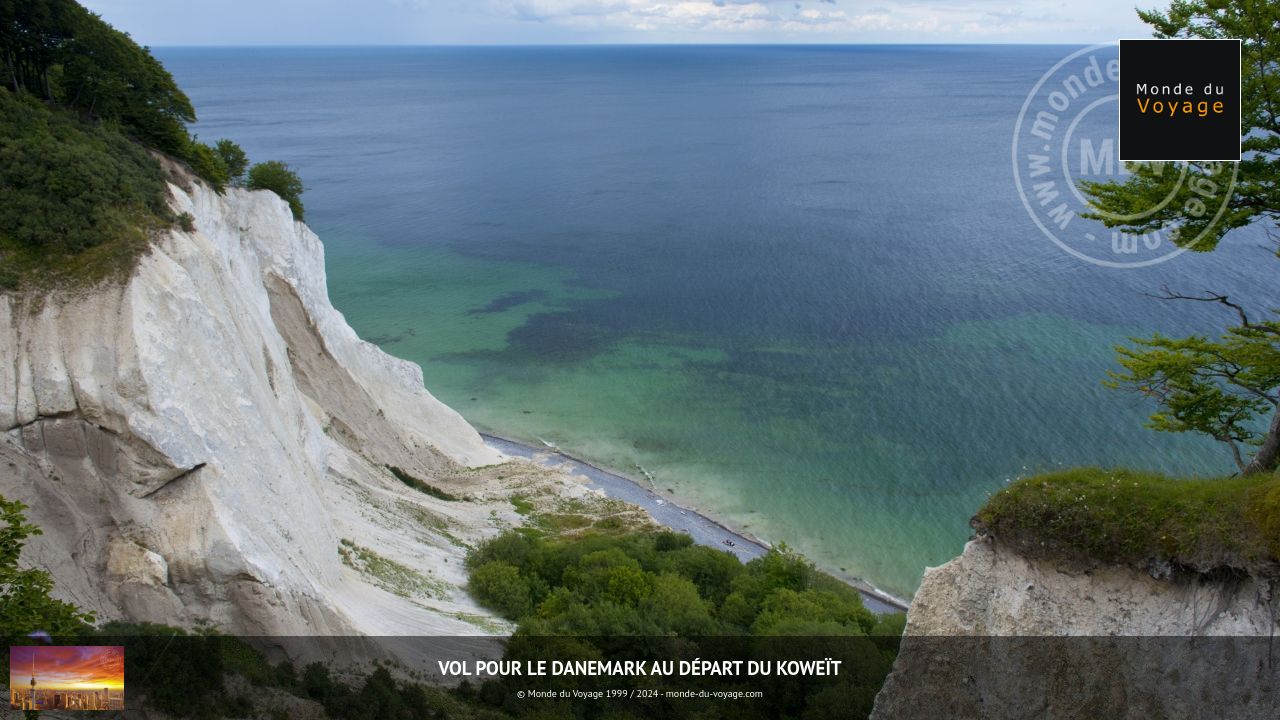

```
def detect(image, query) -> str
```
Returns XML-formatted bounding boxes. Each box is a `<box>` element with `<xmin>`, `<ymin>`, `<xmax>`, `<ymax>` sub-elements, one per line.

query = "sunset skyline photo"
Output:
<box><xmin>9</xmin><ymin>646</ymin><xmax>124</xmax><ymax>711</ymax></box>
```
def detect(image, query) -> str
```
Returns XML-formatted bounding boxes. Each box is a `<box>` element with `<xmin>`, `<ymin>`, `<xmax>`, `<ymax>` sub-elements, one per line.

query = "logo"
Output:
<box><xmin>1012</xmin><ymin>44</ymin><xmax>1237</xmax><ymax>268</ymax></box>
<box><xmin>1119</xmin><ymin>38</ymin><xmax>1241</xmax><ymax>162</ymax></box>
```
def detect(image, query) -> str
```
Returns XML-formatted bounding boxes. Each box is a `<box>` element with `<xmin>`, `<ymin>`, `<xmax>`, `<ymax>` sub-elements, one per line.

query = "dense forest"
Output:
<box><xmin>464</xmin><ymin>529</ymin><xmax>903</xmax><ymax>719</ymax></box>
<box><xmin>0</xmin><ymin>0</ymin><xmax>303</xmax><ymax>288</ymax></box>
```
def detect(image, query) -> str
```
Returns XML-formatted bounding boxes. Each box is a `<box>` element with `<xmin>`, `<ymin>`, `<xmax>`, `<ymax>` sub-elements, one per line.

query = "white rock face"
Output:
<box><xmin>902</xmin><ymin>537</ymin><xmax>1276</xmax><ymax>636</ymax></box>
<box><xmin>872</xmin><ymin>538</ymin><xmax>1280</xmax><ymax>719</ymax></box>
<box><xmin>0</xmin><ymin>174</ymin><xmax>517</xmax><ymax>636</ymax></box>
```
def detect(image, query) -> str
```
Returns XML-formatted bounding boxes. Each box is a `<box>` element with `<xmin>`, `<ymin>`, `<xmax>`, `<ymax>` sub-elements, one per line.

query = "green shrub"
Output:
<box><xmin>0</xmin><ymin>90</ymin><xmax>172</xmax><ymax>255</ymax></box>
<box><xmin>1248</xmin><ymin>479</ymin><xmax>1280</xmax><ymax>561</ymax></box>
<box><xmin>214</xmin><ymin>139</ymin><xmax>249</xmax><ymax>184</ymax></box>
<box><xmin>510</xmin><ymin>494</ymin><xmax>536</xmax><ymax>515</ymax></box>
<box><xmin>248</xmin><ymin>160</ymin><xmax>305</xmax><ymax>220</ymax></box>
<box><xmin>465</xmin><ymin>529</ymin><xmax>886</xmax><ymax>635</ymax></box>
<box><xmin>469</xmin><ymin>561</ymin><xmax>533</xmax><ymax>618</ymax></box>
<box><xmin>184</xmin><ymin>139</ymin><xmax>230</xmax><ymax>192</ymax></box>
<box><xmin>385</xmin><ymin>465</ymin><xmax>460</xmax><ymax>501</ymax></box>
<box><xmin>466</xmin><ymin>530</ymin><xmax>542</xmax><ymax>571</ymax></box>
<box><xmin>640</xmin><ymin>572</ymin><xmax>715</xmax><ymax>635</ymax></box>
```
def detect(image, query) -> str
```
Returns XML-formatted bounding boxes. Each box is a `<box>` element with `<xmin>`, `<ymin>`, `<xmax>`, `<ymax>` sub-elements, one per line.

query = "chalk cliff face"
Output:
<box><xmin>872</xmin><ymin>537</ymin><xmax>1280</xmax><ymax>719</ymax></box>
<box><xmin>0</xmin><ymin>171</ymin><xmax>532</xmax><ymax>636</ymax></box>
<box><xmin>893</xmin><ymin>537</ymin><xmax>1276</xmax><ymax>637</ymax></box>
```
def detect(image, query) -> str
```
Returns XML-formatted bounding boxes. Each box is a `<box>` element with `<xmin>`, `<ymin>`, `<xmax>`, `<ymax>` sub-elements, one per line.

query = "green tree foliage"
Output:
<box><xmin>467</xmin><ymin>530</ymin><xmax>881</xmax><ymax>636</ymax></box>
<box><xmin>99</xmin><ymin>624</ymin><xmax>228</xmax><ymax>718</ymax></box>
<box><xmin>1</xmin><ymin>0</ymin><xmax>194</xmax><ymax>155</ymax></box>
<box><xmin>1106</xmin><ymin>320</ymin><xmax>1280</xmax><ymax>474</ymax></box>
<box><xmin>185</xmin><ymin>139</ymin><xmax>229</xmax><ymax>192</ymax></box>
<box><xmin>1081</xmin><ymin>1</ymin><xmax>1280</xmax><ymax>475</ymax></box>
<box><xmin>0</xmin><ymin>2</ymin><xmax>303</xmax><ymax>285</ymax></box>
<box><xmin>466</xmin><ymin>530</ymin><xmax>902</xmax><ymax>719</ymax></box>
<box><xmin>0</xmin><ymin>495</ymin><xmax>94</xmax><ymax>637</ymax></box>
<box><xmin>293</xmin><ymin>659</ymin><xmax>501</xmax><ymax>720</ymax></box>
<box><xmin>248</xmin><ymin>160</ymin><xmax>306</xmax><ymax>220</ymax></box>
<box><xmin>214</xmin><ymin>138</ymin><xmax>249</xmax><ymax>185</ymax></box>
<box><xmin>56</xmin><ymin>8</ymin><xmax>194</xmax><ymax>156</ymax></box>
<box><xmin>1080</xmin><ymin>0</ymin><xmax>1278</xmax><ymax>252</ymax></box>
<box><xmin>0</xmin><ymin>89</ymin><xmax>172</xmax><ymax>254</ymax></box>
<box><xmin>0</xmin><ymin>0</ymin><xmax>78</xmax><ymax>99</ymax></box>
<box><xmin>641</xmin><ymin>572</ymin><xmax>714</xmax><ymax>635</ymax></box>
<box><xmin>469</xmin><ymin>561</ymin><xmax>533</xmax><ymax>618</ymax></box>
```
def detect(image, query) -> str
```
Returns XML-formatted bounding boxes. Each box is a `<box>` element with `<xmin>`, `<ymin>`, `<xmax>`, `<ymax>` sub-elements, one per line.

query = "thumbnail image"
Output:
<box><xmin>9</xmin><ymin>646</ymin><xmax>125</xmax><ymax>711</ymax></box>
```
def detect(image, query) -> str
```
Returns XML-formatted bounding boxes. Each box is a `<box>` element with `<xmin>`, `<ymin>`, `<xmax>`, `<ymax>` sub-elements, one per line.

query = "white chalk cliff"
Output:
<box><xmin>871</xmin><ymin>537</ymin><xmax>1280</xmax><ymax>719</ymax></box>
<box><xmin>893</xmin><ymin>537</ymin><xmax>1277</xmax><ymax>636</ymax></box>
<box><xmin>0</xmin><ymin>168</ymin><xmax>540</xmax><ymax>636</ymax></box>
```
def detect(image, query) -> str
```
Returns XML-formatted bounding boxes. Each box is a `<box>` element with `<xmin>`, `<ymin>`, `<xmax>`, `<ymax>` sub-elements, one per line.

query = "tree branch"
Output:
<box><xmin>1142</xmin><ymin>285</ymin><xmax>1254</xmax><ymax>326</ymax></box>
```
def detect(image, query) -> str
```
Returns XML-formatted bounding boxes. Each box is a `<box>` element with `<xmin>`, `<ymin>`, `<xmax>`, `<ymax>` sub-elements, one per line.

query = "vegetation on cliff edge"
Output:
<box><xmin>0</xmin><ymin>0</ymin><xmax>303</xmax><ymax>289</ymax></box>
<box><xmin>993</xmin><ymin>1</ymin><xmax>1280</xmax><ymax>578</ymax></box>
<box><xmin>1083</xmin><ymin>0</ymin><xmax>1280</xmax><ymax>476</ymax></box>
<box><xmin>0</xmin><ymin>90</ymin><xmax>171</xmax><ymax>289</ymax></box>
<box><xmin>974</xmin><ymin>468</ymin><xmax>1280</xmax><ymax>579</ymax></box>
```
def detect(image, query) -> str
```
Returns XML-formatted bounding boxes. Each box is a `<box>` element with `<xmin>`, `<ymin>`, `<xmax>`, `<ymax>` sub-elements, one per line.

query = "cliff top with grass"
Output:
<box><xmin>974</xmin><ymin>468</ymin><xmax>1280</xmax><ymax>581</ymax></box>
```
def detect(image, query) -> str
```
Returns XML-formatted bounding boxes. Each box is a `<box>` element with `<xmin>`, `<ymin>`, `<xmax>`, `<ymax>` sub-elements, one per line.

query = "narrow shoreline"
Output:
<box><xmin>479</xmin><ymin>431</ymin><xmax>911</xmax><ymax>615</ymax></box>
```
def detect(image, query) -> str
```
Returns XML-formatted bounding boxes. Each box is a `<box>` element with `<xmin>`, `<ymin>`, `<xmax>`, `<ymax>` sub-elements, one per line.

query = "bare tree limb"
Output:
<box><xmin>1142</xmin><ymin>285</ymin><xmax>1254</xmax><ymax>327</ymax></box>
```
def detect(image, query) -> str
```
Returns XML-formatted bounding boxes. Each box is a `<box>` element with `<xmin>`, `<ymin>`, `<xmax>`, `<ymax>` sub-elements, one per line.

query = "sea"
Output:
<box><xmin>159</xmin><ymin>45</ymin><xmax>1272</xmax><ymax>599</ymax></box>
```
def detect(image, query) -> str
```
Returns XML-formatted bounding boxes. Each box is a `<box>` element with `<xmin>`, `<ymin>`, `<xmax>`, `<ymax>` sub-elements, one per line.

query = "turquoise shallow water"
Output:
<box><xmin>162</xmin><ymin>45</ymin><xmax>1272</xmax><ymax>598</ymax></box>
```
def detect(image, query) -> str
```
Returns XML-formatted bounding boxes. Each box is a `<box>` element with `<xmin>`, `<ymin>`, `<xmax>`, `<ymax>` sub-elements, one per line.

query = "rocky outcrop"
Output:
<box><xmin>872</xmin><ymin>537</ymin><xmax>1280</xmax><ymax>719</ymax></box>
<box><xmin>0</xmin><ymin>170</ymin><xmax>536</xmax><ymax>636</ymax></box>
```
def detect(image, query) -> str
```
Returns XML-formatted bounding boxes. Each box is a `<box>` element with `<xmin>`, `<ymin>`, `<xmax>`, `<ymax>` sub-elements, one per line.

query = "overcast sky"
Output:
<box><xmin>81</xmin><ymin>0</ymin><xmax>1152</xmax><ymax>46</ymax></box>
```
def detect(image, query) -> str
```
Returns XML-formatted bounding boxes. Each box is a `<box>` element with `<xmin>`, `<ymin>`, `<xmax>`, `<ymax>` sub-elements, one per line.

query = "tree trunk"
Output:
<box><xmin>1242</xmin><ymin>408</ymin><xmax>1280</xmax><ymax>475</ymax></box>
<box><xmin>1224</xmin><ymin>438</ymin><xmax>1245</xmax><ymax>472</ymax></box>
<box><xmin>6</xmin><ymin>49</ymin><xmax>18</xmax><ymax>93</ymax></box>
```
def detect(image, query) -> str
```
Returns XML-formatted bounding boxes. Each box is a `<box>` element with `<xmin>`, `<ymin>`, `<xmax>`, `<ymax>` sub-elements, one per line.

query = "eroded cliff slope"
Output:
<box><xmin>0</xmin><ymin>171</ymin><xmax>565</xmax><ymax>636</ymax></box>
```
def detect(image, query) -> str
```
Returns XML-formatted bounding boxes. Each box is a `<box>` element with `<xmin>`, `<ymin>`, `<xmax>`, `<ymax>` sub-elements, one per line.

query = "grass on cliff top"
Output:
<box><xmin>973</xmin><ymin>467</ymin><xmax>1280</xmax><ymax>579</ymax></box>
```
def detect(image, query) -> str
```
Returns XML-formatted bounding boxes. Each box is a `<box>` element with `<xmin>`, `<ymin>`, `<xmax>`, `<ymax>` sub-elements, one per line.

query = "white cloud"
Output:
<box><xmin>80</xmin><ymin>0</ymin><xmax>1150</xmax><ymax>46</ymax></box>
<box><xmin>486</xmin><ymin>0</ymin><xmax>1125</xmax><ymax>38</ymax></box>
<box><xmin>503</xmin><ymin>0</ymin><xmax>777</xmax><ymax>30</ymax></box>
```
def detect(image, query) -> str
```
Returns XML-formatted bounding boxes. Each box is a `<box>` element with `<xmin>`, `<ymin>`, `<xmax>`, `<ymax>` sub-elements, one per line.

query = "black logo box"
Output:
<box><xmin>1119</xmin><ymin>38</ymin><xmax>1241</xmax><ymax>162</ymax></box>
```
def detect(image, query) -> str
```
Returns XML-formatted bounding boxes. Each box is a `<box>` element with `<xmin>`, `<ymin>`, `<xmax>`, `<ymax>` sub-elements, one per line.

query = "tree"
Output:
<box><xmin>1081</xmin><ymin>0</ymin><xmax>1279</xmax><ymax>253</ymax></box>
<box><xmin>640</xmin><ymin>572</ymin><xmax>714</xmax><ymax>635</ymax></box>
<box><xmin>185</xmin><ymin>139</ymin><xmax>230</xmax><ymax>192</ymax></box>
<box><xmin>1083</xmin><ymin>0</ymin><xmax>1280</xmax><ymax>475</ymax></box>
<box><xmin>248</xmin><ymin>160</ymin><xmax>305</xmax><ymax>220</ymax></box>
<box><xmin>0</xmin><ymin>0</ymin><xmax>79</xmax><ymax>99</ymax></box>
<box><xmin>214</xmin><ymin>139</ymin><xmax>249</xmax><ymax>185</ymax></box>
<box><xmin>1107</xmin><ymin>319</ymin><xmax>1280</xmax><ymax>474</ymax></box>
<box><xmin>51</xmin><ymin>5</ymin><xmax>196</xmax><ymax>155</ymax></box>
<box><xmin>0</xmin><ymin>495</ymin><xmax>95</xmax><ymax>637</ymax></box>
